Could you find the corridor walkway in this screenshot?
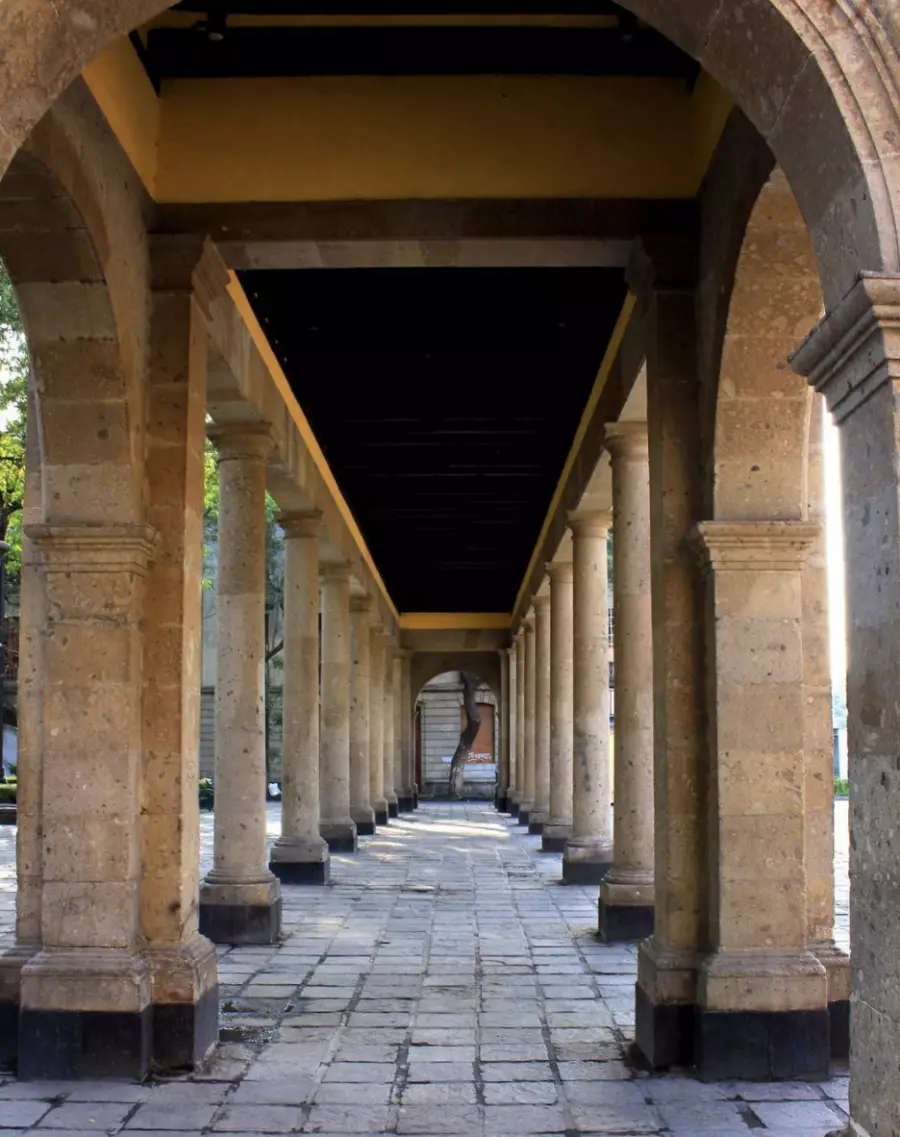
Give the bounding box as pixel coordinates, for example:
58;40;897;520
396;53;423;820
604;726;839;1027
0;804;849;1135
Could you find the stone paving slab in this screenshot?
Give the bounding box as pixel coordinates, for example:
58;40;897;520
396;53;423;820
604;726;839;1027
0;802;850;1135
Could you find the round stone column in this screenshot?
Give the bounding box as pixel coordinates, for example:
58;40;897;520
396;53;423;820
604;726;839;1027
200;427;281;944
269;512;330;884
542;561;574;852
529;594;552;834
382;636;399;817
511;629;525;816
563;511;614;884
319;563;358;852
369;621;389;826
518;612;536;826
599;425;655;940
349;595;376;836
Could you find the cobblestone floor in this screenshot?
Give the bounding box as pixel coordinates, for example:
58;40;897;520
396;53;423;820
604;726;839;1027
0;802;850;1135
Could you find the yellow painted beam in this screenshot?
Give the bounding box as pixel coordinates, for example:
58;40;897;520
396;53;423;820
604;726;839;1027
400;613;511;631
512;291;636;619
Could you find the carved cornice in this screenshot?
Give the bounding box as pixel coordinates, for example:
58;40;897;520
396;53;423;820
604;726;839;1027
693;521;820;573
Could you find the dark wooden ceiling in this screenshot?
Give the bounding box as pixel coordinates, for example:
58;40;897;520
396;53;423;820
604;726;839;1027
240;267;626;613
137;3;698;84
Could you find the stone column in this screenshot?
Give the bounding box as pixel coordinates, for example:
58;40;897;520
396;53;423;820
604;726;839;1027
319;563;358;852
803;397;850;1057
269;512;329;884
793;277;900;1135
542;564;574;851
503;644;518;813
382;638;399;817
633;268;707;1072
396;650;414;812
496;647;511;812
199;426;281;945
403;652;418;809
140;286;218;1067
369;621;388;826
18;524;157;1079
511;629;525;816
517;613;536;826
599;423;655;942
691;522;828;1081
349;595;375;836
562;513;614;883
529;595;552;834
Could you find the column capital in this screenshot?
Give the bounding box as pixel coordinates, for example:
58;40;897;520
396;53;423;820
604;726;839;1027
320;560;353;582
208;422;273;461
27;523;159;576
791;273;900;425
369;618;385;637
277;510;322;539
693;521;820;573
523;611;536;633
350;593;373;614
534;593;551;612
514;626;525;645
546;561;574;585
604;421;648;459
568;509;613;538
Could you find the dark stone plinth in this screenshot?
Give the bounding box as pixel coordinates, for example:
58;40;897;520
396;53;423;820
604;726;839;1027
541;833;567;853
375;808;389;826
598;902;655;943
324;832;358;854
695;1007;830;1082
269;858;330;885
495;794;509;813
508;802;520;820
152;983;219;1071
0;998;17;1066
388;802;399;818
561;857;612;885
528;819;545;836
634;982;695;1069
517;809;531;827
18;1006;152;1080
829;999;849;1059
199;897;282;945
355;820;376;836
397;795;414;813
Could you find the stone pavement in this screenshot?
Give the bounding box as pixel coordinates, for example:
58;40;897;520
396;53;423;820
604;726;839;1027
0;802;850;1134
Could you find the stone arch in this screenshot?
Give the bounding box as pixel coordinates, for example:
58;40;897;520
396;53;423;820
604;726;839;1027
411;652;501;707
0;3;894;309
0;77;149;525
712;168;824;521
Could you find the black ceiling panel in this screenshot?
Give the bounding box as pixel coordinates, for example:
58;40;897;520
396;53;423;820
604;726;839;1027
240;267;626;613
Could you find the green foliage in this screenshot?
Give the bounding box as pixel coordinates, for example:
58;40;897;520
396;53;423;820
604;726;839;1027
0;261;27;592
198;777;214;810
834;777;849;797
0;781;16;804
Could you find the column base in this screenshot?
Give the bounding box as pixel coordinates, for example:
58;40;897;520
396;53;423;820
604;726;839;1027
0;944;38;1067
517;799;533;827
599;901;655;942
320;820;359;853
375;808;389;826
269;836;330;884
508;800;520;820
199;877;282;945
528;809;548;836
695;1006;830;1082
351;807;376;836
388;801;399;819
541;823;572;853
813;941;851;1060
146;938;219;1071
397;794;415;813
495;793;509;813
829;999;849;1060
562;839;613;885
634;982;695;1070
18;950;152;1081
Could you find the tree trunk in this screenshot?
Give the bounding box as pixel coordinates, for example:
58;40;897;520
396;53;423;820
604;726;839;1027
449;672;481;799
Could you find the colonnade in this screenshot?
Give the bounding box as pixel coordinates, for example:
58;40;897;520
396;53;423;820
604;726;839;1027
197;429;419;946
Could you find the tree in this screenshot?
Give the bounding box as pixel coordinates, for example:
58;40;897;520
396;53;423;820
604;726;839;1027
0;262;28;596
448;672;481;798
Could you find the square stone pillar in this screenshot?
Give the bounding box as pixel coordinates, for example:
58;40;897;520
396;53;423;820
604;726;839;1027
396;650;415;812
542;563;574;852
18;524;158;1080
200;426;281;944
693;521;829;1082
510;629;525;816
599;423;655;942
141;285;218;1068
319;563;358;852
269;512;330;884
562;513;613;883
529;594;552;834
382;635;399;817
349;595;376;836
793;276;900;1137
517;612;536;826
496;646;511;813
633;275;707;1071
369;621;388;826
